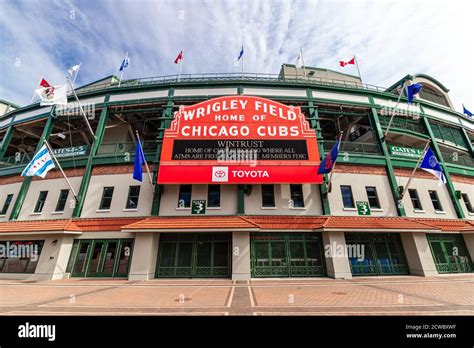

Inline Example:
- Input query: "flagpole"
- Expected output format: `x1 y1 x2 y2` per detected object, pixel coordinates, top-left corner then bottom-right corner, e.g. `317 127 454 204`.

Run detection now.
383 79 407 138
135 131 153 186
66 77 95 139
241 49 244 79
326 131 343 193
301 48 307 80
354 54 362 82
72 62 81 85
398 139 431 201
118 52 127 87
43 138 79 202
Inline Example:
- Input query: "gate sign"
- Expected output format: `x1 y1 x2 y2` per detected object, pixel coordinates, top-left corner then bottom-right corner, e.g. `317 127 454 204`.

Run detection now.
191 200 206 215
157 96 323 184
356 201 371 216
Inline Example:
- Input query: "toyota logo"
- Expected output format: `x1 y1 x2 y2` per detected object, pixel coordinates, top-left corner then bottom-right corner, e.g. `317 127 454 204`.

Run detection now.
214 170 226 178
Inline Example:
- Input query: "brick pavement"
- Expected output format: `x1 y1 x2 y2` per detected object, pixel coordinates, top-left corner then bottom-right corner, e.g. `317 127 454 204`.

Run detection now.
0 275 472 316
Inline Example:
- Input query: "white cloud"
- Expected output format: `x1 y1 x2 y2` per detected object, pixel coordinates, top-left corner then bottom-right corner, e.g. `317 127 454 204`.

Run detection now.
0 0 472 111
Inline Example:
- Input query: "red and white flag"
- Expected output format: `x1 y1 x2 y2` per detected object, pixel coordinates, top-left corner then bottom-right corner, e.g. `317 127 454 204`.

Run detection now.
39 78 51 88
174 50 183 64
339 56 355 67
34 78 67 106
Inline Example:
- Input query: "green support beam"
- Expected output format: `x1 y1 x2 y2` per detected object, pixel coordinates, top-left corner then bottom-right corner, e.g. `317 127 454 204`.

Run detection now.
460 127 474 157
151 88 174 216
72 98 110 217
237 184 245 215
307 92 331 215
368 106 406 216
9 113 56 220
420 107 465 219
0 126 15 160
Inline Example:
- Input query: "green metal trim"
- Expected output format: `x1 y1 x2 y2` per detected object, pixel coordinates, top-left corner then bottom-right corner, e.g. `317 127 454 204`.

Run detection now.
419 105 465 219
460 127 474 156
237 185 245 215
72 97 111 217
307 90 330 215
368 104 406 216
0 126 14 160
151 89 173 216
9 112 56 220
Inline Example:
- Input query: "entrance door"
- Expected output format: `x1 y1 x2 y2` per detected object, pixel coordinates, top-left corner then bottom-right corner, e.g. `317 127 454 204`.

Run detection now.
68 239 133 278
251 233 326 278
427 234 473 274
345 233 409 276
155 233 231 278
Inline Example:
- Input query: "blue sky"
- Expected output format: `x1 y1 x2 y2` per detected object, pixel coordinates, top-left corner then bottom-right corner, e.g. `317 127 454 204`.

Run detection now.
0 0 472 111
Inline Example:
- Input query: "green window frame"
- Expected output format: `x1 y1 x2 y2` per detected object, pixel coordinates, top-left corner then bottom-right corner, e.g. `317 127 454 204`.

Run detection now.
99 187 114 210
55 189 69 212
365 186 381 209
408 189 423 211
178 185 192 208
261 184 275 207
428 190 443 212
461 193 473 214
0 194 13 215
340 185 355 208
126 186 140 209
207 185 221 208
34 191 48 213
290 184 304 208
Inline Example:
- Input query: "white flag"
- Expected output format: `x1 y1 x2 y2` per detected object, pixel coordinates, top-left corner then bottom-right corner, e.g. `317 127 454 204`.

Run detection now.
68 64 81 77
21 145 55 178
34 84 68 106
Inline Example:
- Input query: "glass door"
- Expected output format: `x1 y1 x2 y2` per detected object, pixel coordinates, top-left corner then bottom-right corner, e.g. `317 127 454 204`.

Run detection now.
71 240 93 277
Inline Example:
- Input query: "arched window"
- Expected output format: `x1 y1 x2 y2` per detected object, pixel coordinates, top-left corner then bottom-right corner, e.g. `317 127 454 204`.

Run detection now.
418 84 449 107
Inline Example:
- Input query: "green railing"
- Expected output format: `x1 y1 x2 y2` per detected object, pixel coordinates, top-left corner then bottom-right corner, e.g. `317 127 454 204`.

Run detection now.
72 72 391 97
96 140 157 157
378 115 424 134
440 151 474 168
322 140 381 155
0 152 34 169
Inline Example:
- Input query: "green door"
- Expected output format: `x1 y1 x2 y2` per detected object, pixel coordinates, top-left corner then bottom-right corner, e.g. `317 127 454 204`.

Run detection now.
427 234 473 274
68 239 133 278
251 233 326 278
345 233 409 276
155 233 231 278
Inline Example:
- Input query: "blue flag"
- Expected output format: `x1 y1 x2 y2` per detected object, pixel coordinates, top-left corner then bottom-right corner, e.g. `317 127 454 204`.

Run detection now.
133 140 145 182
317 140 340 174
119 54 130 72
237 45 244 61
406 83 423 104
463 104 473 117
420 147 446 185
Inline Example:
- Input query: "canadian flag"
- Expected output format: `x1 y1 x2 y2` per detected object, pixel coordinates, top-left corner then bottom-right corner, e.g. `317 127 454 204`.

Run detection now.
339 57 355 67
174 50 183 64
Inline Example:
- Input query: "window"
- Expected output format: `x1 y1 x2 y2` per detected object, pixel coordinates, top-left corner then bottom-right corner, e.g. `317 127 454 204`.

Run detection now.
55 189 69 212
408 189 423 211
261 185 275 207
34 191 48 213
0 194 13 215
0 240 44 273
99 187 114 210
429 190 443 211
207 185 221 208
290 184 305 208
177 185 192 208
340 185 355 208
125 186 140 209
462 193 473 213
365 186 381 209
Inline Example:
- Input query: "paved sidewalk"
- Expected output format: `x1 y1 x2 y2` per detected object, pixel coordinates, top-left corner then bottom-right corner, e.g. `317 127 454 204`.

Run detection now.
0 275 472 316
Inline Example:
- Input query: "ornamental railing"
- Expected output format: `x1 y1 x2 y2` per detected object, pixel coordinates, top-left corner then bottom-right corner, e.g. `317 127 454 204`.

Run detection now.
73 72 392 97
440 151 474 167
322 140 381 155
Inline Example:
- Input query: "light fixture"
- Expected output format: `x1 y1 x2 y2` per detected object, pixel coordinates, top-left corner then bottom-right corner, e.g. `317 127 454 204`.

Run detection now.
57 133 66 140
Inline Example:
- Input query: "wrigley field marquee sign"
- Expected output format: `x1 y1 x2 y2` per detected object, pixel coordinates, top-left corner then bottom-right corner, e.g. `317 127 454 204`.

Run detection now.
157 96 323 184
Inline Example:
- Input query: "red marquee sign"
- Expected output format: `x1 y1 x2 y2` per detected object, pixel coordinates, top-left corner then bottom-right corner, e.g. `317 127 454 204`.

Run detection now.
157 96 323 184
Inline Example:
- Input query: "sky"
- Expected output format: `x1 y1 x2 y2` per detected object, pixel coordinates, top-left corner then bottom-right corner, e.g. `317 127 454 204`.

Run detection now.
0 0 473 111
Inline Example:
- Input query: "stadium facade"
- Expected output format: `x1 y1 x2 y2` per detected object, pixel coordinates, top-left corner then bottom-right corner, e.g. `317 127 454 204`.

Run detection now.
0 64 473 281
